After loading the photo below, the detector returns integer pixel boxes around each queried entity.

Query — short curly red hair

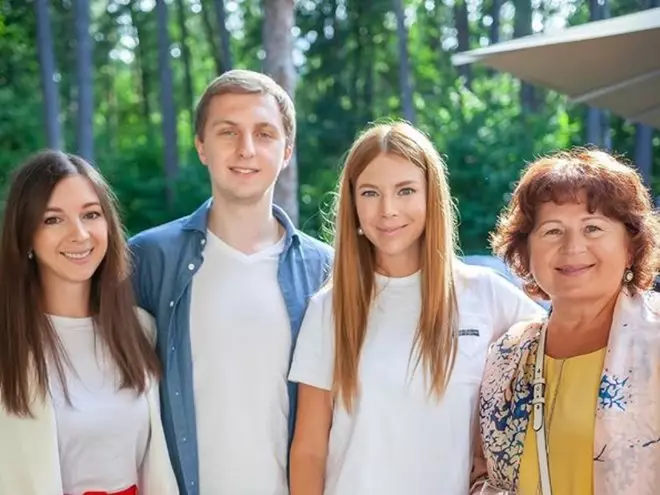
[491,148,660,300]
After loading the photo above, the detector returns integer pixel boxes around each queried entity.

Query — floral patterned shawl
[478,290,660,495]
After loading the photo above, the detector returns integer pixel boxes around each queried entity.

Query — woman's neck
[545,292,619,358]
[41,278,91,318]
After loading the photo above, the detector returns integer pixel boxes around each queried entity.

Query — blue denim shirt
[129,199,333,495]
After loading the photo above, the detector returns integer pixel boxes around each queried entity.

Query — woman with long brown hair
[0,151,177,494]
[288,122,544,494]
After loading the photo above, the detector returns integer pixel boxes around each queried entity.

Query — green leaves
[0,0,656,251]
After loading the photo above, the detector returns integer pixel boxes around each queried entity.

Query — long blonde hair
[331,121,458,411]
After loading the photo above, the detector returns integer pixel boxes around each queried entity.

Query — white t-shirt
[289,261,544,495]
[49,315,150,495]
[189,231,291,495]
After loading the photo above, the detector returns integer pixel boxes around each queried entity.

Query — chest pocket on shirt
[452,316,490,384]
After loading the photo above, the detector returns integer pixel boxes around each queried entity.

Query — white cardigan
[0,309,179,494]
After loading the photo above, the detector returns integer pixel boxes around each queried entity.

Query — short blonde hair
[194,69,296,145]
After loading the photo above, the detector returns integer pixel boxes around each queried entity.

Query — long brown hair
[0,150,160,417]
[331,122,459,411]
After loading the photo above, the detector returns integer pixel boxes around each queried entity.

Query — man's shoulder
[130,200,210,252]
[295,230,334,263]
[129,215,192,252]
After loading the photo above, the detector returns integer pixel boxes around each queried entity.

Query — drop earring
[27,250,34,260]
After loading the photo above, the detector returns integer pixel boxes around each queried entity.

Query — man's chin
[213,186,274,206]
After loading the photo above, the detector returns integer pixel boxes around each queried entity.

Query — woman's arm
[290,384,333,495]
[469,427,489,494]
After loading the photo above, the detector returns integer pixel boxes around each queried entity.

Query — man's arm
[128,233,155,315]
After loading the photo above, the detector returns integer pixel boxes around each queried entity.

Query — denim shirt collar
[181,198,300,248]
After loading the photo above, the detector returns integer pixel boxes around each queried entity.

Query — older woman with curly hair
[470,148,660,495]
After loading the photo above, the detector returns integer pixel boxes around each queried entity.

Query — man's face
[195,92,292,205]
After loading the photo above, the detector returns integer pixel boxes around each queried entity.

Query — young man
[129,70,333,495]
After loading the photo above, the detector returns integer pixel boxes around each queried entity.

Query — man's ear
[282,143,293,169]
[195,135,208,166]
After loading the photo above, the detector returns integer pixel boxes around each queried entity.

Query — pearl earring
[28,250,34,260]
[357,227,364,235]
[623,268,634,283]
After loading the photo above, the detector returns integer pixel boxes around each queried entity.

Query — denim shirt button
[175,390,180,396]
[169,300,174,307]
[200,239,206,246]
[188,263,195,270]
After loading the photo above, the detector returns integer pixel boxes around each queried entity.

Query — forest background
[1,0,658,253]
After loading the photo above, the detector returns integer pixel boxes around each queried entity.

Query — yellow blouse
[518,347,606,495]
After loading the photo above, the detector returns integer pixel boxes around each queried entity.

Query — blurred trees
[0,0,657,252]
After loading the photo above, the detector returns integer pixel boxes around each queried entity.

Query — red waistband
[77,485,138,495]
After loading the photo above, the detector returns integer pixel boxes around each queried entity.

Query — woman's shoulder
[488,319,544,362]
[616,290,660,329]
[641,291,660,320]
[480,320,542,410]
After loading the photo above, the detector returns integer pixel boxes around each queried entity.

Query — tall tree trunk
[601,0,611,150]
[489,0,501,45]
[634,124,653,186]
[75,0,94,161]
[156,0,179,206]
[349,0,374,125]
[350,0,362,118]
[35,0,62,149]
[634,0,657,184]
[131,1,155,143]
[262,0,298,225]
[364,62,374,123]
[104,63,116,152]
[486,0,502,77]
[393,0,415,123]
[513,0,535,111]
[454,0,472,87]
[174,0,195,131]
[56,0,77,142]
[361,0,374,123]
[214,0,233,71]
[200,0,223,74]
[585,0,606,146]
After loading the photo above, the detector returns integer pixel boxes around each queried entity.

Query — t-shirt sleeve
[488,272,547,342]
[288,289,334,391]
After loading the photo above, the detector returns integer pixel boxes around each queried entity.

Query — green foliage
[101,144,211,236]
[1,0,658,254]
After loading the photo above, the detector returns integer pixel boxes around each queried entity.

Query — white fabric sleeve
[288,289,335,391]
[488,272,547,341]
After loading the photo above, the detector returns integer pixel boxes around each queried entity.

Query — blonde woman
[288,122,544,495]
